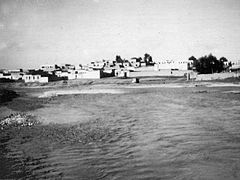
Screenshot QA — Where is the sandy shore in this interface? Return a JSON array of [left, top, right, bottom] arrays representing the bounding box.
[[1, 77, 240, 99], [38, 88, 125, 98], [18, 81, 238, 98]]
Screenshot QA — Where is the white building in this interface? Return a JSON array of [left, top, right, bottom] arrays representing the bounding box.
[[66, 70, 76, 80], [130, 59, 141, 68], [55, 70, 69, 78], [140, 62, 147, 67], [125, 66, 135, 72], [230, 60, 240, 71], [154, 60, 189, 71], [122, 60, 131, 68], [9, 70, 23, 80], [61, 64, 75, 70], [22, 75, 48, 83], [103, 60, 115, 68], [56, 69, 101, 80], [0, 73, 11, 79], [115, 69, 130, 78], [11, 73, 23, 80], [75, 70, 101, 79], [41, 65, 55, 72], [89, 61, 105, 70]]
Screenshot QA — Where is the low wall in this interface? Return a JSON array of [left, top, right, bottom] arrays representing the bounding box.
[[154, 61, 188, 71], [195, 72, 239, 81], [130, 69, 191, 77], [76, 70, 100, 79]]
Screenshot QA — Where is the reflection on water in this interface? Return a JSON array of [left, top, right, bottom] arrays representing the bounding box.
[[1, 86, 240, 179]]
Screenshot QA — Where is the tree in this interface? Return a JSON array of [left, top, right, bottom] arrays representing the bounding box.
[[188, 56, 197, 70], [218, 57, 227, 72], [219, 57, 228, 62], [188, 56, 197, 61], [195, 54, 225, 74], [55, 64, 60, 70], [144, 53, 153, 65], [116, 55, 123, 63]]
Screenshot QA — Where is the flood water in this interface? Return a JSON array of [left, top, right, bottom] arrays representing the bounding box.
[[1, 86, 240, 179]]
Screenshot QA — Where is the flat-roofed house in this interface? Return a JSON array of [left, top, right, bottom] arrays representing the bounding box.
[[89, 61, 105, 70], [230, 60, 240, 71], [122, 60, 131, 68], [9, 70, 23, 80], [115, 68, 130, 78], [41, 65, 55, 72], [23, 75, 48, 83], [130, 59, 141, 68], [0, 73, 11, 79], [103, 60, 115, 68], [75, 69, 101, 79]]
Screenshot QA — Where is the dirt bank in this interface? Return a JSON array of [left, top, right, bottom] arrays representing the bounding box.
[[0, 89, 19, 104]]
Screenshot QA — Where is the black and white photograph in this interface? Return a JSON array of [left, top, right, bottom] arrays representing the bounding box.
[[0, 0, 240, 179]]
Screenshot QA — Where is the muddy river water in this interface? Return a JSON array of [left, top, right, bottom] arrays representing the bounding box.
[[1, 85, 240, 179]]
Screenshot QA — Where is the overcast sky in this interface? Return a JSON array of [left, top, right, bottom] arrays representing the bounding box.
[[0, 0, 240, 69]]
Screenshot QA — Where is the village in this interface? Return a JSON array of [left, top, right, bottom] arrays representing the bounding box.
[[0, 54, 239, 83]]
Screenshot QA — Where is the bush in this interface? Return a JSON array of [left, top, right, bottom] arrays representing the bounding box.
[[0, 113, 40, 130]]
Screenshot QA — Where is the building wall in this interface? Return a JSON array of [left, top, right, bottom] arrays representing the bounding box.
[[103, 60, 115, 68], [125, 66, 135, 72], [76, 70, 101, 79], [89, 61, 105, 69], [41, 65, 55, 72], [130, 59, 141, 68], [23, 75, 48, 83], [130, 69, 191, 77], [195, 72, 239, 81], [115, 69, 130, 78], [230, 60, 240, 70], [65, 70, 101, 79], [140, 62, 146, 67], [66, 73, 76, 80], [0, 73, 11, 79], [10, 73, 22, 80], [123, 62, 130, 67], [56, 71, 69, 77], [131, 62, 140, 68], [136, 66, 155, 72], [154, 61, 188, 71]]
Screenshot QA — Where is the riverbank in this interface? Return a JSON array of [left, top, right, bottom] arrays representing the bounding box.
[[0, 76, 239, 123], [1, 77, 240, 179], [1, 76, 239, 90], [1, 76, 240, 111]]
